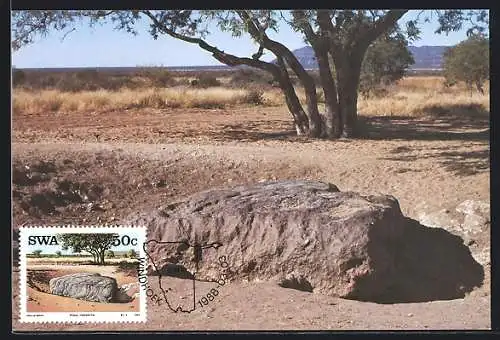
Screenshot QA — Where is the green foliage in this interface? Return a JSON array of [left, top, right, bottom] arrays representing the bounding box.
[[127, 249, 137, 258], [10, 9, 489, 137], [359, 32, 414, 98], [57, 233, 118, 264], [443, 35, 489, 94], [32, 249, 42, 257], [55, 250, 62, 257]]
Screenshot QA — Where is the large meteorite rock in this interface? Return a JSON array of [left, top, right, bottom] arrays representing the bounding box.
[[49, 273, 118, 303], [127, 180, 484, 303]]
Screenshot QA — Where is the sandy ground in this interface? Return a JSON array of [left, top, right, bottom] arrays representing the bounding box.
[[11, 106, 490, 331]]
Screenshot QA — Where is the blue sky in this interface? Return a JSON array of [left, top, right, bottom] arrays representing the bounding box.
[[12, 10, 477, 68]]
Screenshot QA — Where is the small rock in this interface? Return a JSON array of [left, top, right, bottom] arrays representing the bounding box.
[[407, 313, 414, 317], [463, 214, 489, 231], [456, 200, 490, 217]]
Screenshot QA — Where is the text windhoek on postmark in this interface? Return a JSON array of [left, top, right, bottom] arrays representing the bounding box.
[[19, 225, 147, 323]]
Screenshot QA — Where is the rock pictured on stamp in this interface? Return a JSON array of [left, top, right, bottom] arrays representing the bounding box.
[[49, 273, 118, 303], [127, 179, 485, 304]]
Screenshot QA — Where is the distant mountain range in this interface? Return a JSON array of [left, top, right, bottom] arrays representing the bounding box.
[[273, 45, 449, 70], [15, 45, 448, 73]]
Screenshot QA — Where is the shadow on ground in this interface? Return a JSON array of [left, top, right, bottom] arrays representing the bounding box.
[[382, 145, 489, 176], [357, 103, 490, 142], [188, 103, 490, 143], [349, 217, 485, 304]]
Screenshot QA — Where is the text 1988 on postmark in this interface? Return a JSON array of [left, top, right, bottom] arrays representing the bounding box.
[[19, 225, 147, 323]]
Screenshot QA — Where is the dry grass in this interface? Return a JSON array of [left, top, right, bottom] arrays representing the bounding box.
[[358, 76, 489, 117], [263, 76, 489, 117], [358, 90, 489, 117], [13, 76, 489, 117], [13, 87, 268, 113]]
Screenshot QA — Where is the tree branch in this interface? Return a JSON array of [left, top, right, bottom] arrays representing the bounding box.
[[141, 10, 280, 74], [237, 10, 312, 82], [317, 10, 341, 50], [252, 45, 264, 60], [357, 10, 408, 49], [291, 10, 319, 43]]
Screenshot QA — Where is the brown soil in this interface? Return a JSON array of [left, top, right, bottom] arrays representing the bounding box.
[[12, 106, 490, 331]]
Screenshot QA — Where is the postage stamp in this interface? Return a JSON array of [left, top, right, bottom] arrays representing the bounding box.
[[18, 225, 147, 323]]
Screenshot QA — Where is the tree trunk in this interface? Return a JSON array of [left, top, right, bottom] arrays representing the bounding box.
[[272, 46, 323, 137], [335, 53, 364, 138], [275, 56, 310, 135], [301, 83, 323, 137], [313, 45, 341, 138]]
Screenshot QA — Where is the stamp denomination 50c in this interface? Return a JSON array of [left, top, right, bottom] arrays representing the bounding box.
[[19, 225, 147, 323]]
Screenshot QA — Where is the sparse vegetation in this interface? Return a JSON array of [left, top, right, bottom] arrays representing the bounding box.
[[12, 73, 489, 118], [229, 68, 273, 87], [443, 35, 489, 95], [359, 32, 415, 98], [12, 10, 488, 138], [191, 74, 221, 88], [32, 249, 42, 257]]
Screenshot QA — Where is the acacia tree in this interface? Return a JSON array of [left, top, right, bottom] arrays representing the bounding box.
[[359, 31, 415, 98], [57, 233, 118, 264], [443, 34, 489, 95], [11, 9, 488, 138]]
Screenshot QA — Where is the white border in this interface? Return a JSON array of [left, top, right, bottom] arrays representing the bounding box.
[[19, 225, 147, 323]]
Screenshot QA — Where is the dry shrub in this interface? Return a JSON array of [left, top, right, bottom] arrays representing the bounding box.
[[191, 75, 221, 88], [229, 69, 273, 88], [243, 88, 265, 105]]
